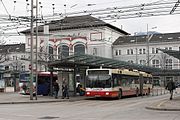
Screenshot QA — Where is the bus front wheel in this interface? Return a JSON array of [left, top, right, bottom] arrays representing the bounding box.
[[147, 87, 151, 95], [118, 89, 122, 99]]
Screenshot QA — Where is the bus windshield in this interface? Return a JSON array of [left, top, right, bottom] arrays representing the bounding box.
[[19, 73, 36, 83], [86, 70, 111, 88]]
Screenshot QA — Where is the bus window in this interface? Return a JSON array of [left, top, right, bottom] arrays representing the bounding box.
[[121, 78, 127, 87], [113, 75, 118, 87], [144, 79, 147, 84], [135, 79, 139, 84], [132, 80, 135, 84], [118, 80, 121, 86], [129, 78, 133, 84], [114, 78, 117, 86], [86, 74, 111, 88]]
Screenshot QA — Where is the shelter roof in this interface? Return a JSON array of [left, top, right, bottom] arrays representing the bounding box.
[[49, 54, 160, 73]]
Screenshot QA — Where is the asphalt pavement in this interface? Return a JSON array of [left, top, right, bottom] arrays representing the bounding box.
[[1, 87, 180, 111], [146, 88, 180, 111]]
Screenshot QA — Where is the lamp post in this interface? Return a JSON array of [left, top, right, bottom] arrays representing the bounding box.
[[35, 0, 38, 100], [30, 0, 34, 100], [134, 32, 138, 64], [146, 24, 150, 66], [146, 24, 157, 66]]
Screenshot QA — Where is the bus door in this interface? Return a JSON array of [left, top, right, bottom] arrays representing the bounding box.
[[139, 74, 144, 96]]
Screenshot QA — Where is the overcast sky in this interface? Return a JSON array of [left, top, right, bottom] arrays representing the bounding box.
[[0, 0, 180, 44]]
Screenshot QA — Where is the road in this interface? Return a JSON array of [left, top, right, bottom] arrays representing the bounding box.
[[0, 94, 179, 120]]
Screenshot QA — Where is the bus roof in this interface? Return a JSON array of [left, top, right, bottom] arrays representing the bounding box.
[[20, 71, 58, 76], [86, 68, 152, 77], [112, 69, 139, 76], [38, 72, 58, 76], [139, 71, 152, 77]]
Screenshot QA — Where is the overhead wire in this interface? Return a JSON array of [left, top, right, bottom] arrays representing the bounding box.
[[0, 0, 11, 16], [0, 0, 40, 36], [0, 0, 180, 37]]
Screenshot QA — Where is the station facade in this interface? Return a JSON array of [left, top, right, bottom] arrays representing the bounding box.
[[21, 15, 129, 95]]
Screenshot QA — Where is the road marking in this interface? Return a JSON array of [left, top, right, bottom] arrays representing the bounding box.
[[157, 100, 168, 108]]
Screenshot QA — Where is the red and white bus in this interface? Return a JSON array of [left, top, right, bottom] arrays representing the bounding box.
[[85, 68, 152, 99]]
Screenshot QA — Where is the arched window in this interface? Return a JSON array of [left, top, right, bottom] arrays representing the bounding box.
[[58, 45, 69, 59], [49, 46, 53, 60], [74, 44, 85, 54]]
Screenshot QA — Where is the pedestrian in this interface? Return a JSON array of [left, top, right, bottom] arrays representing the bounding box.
[[76, 80, 80, 88], [22, 82, 27, 94], [53, 80, 59, 99], [79, 84, 85, 96], [166, 80, 176, 100], [62, 78, 69, 99], [76, 80, 81, 95]]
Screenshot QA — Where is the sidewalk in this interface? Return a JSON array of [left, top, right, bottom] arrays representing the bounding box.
[[146, 90, 180, 111], [1, 87, 180, 111], [0, 88, 87, 104], [0, 93, 88, 104]]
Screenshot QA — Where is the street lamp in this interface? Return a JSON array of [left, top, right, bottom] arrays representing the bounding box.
[[30, 0, 39, 100], [146, 24, 157, 66], [29, 0, 34, 100], [35, 0, 38, 100], [134, 32, 138, 64]]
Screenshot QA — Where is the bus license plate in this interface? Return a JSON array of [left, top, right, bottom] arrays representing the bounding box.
[[95, 95, 100, 97]]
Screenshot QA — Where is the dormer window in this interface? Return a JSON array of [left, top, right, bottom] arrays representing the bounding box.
[[141, 36, 145, 38], [168, 37, 173, 40], [130, 39, 135, 42]]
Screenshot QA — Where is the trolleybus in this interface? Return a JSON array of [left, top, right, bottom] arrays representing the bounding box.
[[85, 68, 152, 99]]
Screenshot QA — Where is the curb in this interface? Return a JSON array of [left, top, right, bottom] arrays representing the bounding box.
[[145, 94, 180, 111], [145, 106, 180, 111], [145, 99, 180, 111], [0, 98, 86, 105]]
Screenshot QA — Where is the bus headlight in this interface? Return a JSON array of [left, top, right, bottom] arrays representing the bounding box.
[[86, 92, 90, 95], [105, 92, 109, 95]]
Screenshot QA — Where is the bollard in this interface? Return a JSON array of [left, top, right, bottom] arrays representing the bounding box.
[[156, 88, 158, 96]]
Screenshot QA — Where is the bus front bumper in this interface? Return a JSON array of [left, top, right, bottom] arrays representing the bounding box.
[[86, 91, 118, 97]]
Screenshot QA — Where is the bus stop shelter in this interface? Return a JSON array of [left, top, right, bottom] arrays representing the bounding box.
[[49, 54, 160, 73], [48, 54, 160, 96]]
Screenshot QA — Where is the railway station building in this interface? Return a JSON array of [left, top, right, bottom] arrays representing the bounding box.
[[19, 15, 180, 95]]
